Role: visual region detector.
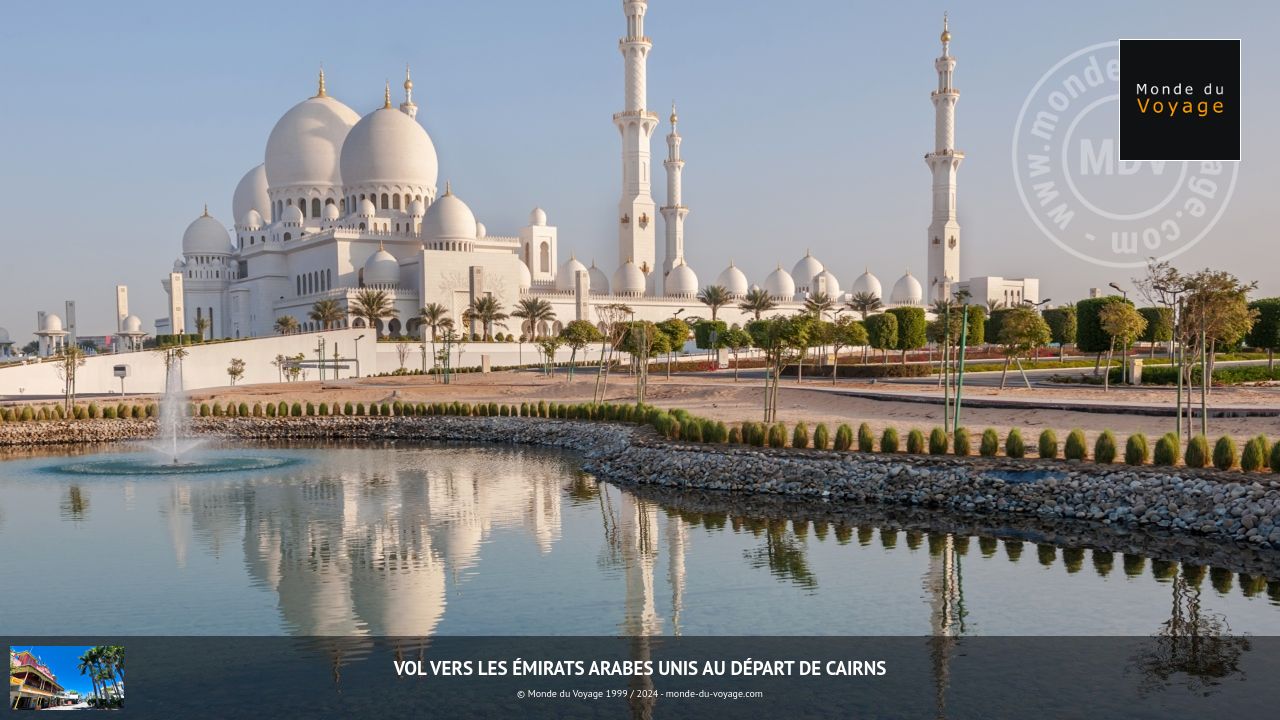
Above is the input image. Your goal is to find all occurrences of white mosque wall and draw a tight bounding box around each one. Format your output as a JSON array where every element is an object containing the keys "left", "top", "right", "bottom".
[
  {"left": 0, "top": 329, "right": 374, "bottom": 397},
  {"left": 373, "top": 341, "right": 590, "bottom": 375}
]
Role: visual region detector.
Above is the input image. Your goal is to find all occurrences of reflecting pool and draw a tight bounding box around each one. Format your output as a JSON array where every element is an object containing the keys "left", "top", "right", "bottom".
[{"left": 0, "top": 441, "right": 1277, "bottom": 637}]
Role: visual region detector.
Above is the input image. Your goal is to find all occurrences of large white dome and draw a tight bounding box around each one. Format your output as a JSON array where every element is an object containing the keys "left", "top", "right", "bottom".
[
  {"left": 422, "top": 190, "right": 477, "bottom": 242},
  {"left": 763, "top": 265, "right": 796, "bottom": 300},
  {"left": 182, "top": 211, "right": 232, "bottom": 255},
  {"left": 588, "top": 262, "right": 610, "bottom": 295},
  {"left": 516, "top": 258, "right": 533, "bottom": 290},
  {"left": 612, "top": 260, "right": 646, "bottom": 296},
  {"left": 40, "top": 314, "right": 64, "bottom": 333},
  {"left": 530, "top": 207, "right": 548, "bottom": 226},
  {"left": 715, "top": 262, "right": 749, "bottom": 297},
  {"left": 890, "top": 271, "right": 923, "bottom": 305},
  {"left": 264, "top": 94, "right": 360, "bottom": 191},
  {"left": 665, "top": 262, "right": 699, "bottom": 298},
  {"left": 339, "top": 106, "right": 438, "bottom": 195},
  {"left": 363, "top": 246, "right": 400, "bottom": 286},
  {"left": 850, "top": 268, "right": 882, "bottom": 298},
  {"left": 233, "top": 164, "right": 271, "bottom": 225},
  {"left": 791, "top": 251, "right": 825, "bottom": 291},
  {"left": 557, "top": 256, "right": 588, "bottom": 292},
  {"left": 814, "top": 269, "right": 841, "bottom": 297}
]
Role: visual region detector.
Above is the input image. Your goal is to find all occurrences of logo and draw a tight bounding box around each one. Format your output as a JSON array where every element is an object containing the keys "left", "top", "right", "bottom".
[{"left": 1012, "top": 41, "right": 1238, "bottom": 269}]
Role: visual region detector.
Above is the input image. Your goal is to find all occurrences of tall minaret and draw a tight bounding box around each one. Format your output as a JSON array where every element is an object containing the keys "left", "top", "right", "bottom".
[
  {"left": 660, "top": 101, "right": 688, "bottom": 291},
  {"left": 926, "top": 13, "right": 963, "bottom": 303},
  {"left": 615, "top": 0, "right": 659, "bottom": 290},
  {"left": 400, "top": 64, "right": 418, "bottom": 119}
]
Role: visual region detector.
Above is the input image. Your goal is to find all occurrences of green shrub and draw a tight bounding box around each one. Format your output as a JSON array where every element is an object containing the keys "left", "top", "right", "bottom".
[
  {"left": 1094, "top": 431, "right": 1117, "bottom": 464},
  {"left": 928, "top": 427, "right": 948, "bottom": 455},
  {"left": 1270, "top": 441, "right": 1280, "bottom": 473},
  {"left": 278, "top": 401, "right": 289, "bottom": 417},
  {"left": 749, "top": 422, "right": 766, "bottom": 447},
  {"left": 252, "top": 402, "right": 263, "bottom": 417},
  {"left": 857, "top": 423, "right": 875, "bottom": 453},
  {"left": 712, "top": 421, "right": 729, "bottom": 443},
  {"left": 290, "top": 402, "right": 302, "bottom": 417},
  {"left": 834, "top": 424, "right": 854, "bottom": 451},
  {"left": 792, "top": 422, "right": 809, "bottom": 449},
  {"left": 1185, "top": 435, "right": 1209, "bottom": 468},
  {"left": 1213, "top": 436, "right": 1237, "bottom": 471},
  {"left": 200, "top": 403, "right": 211, "bottom": 417},
  {"left": 102, "top": 406, "right": 116, "bottom": 419},
  {"left": 116, "top": 403, "right": 128, "bottom": 418},
  {"left": 1005, "top": 429, "right": 1026, "bottom": 458},
  {"left": 355, "top": 402, "right": 366, "bottom": 416},
  {"left": 686, "top": 422, "right": 703, "bottom": 443},
  {"left": 906, "top": 428, "right": 925, "bottom": 454},
  {"left": 1125, "top": 433, "right": 1149, "bottom": 466},
  {"left": 538, "top": 400, "right": 548, "bottom": 418},
  {"left": 953, "top": 427, "right": 971, "bottom": 456},
  {"left": 318, "top": 402, "right": 329, "bottom": 416},
  {"left": 1038, "top": 430, "right": 1058, "bottom": 459},
  {"left": 488, "top": 402, "right": 499, "bottom": 417},
  {"left": 1252, "top": 435, "right": 1270, "bottom": 468},
  {"left": 1064, "top": 429, "right": 1088, "bottom": 460},
  {"left": 239, "top": 402, "right": 250, "bottom": 417},
  {"left": 226, "top": 403, "right": 238, "bottom": 418},
  {"left": 1153, "top": 433, "right": 1179, "bottom": 466},
  {"left": 304, "top": 402, "right": 314, "bottom": 416},
  {"left": 880, "top": 427, "right": 899, "bottom": 453},
  {"left": 147, "top": 403, "right": 159, "bottom": 418},
  {"left": 728, "top": 426, "right": 742, "bottom": 444},
  {"left": 379, "top": 403, "right": 390, "bottom": 416},
  {"left": 768, "top": 423, "right": 788, "bottom": 449},
  {"left": 813, "top": 424, "right": 830, "bottom": 450},
  {"left": 214, "top": 402, "right": 227, "bottom": 417},
  {"left": 266, "top": 402, "right": 277, "bottom": 417},
  {"left": 979, "top": 428, "right": 999, "bottom": 457},
  {"left": 88, "top": 402, "right": 100, "bottom": 419},
  {"left": 344, "top": 401, "right": 355, "bottom": 415},
  {"left": 1241, "top": 436, "right": 1266, "bottom": 472}
]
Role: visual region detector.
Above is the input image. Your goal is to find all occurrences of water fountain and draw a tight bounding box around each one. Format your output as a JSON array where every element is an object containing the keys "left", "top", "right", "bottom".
[{"left": 151, "top": 347, "right": 203, "bottom": 466}]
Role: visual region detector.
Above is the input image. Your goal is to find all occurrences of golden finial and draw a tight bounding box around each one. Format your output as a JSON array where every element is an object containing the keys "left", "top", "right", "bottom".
[
  {"left": 670, "top": 100, "right": 678, "bottom": 125},
  {"left": 316, "top": 65, "right": 327, "bottom": 98},
  {"left": 404, "top": 64, "right": 413, "bottom": 92},
  {"left": 383, "top": 81, "right": 392, "bottom": 109},
  {"left": 941, "top": 12, "right": 951, "bottom": 44},
  {"left": 202, "top": 203, "right": 209, "bottom": 217}
]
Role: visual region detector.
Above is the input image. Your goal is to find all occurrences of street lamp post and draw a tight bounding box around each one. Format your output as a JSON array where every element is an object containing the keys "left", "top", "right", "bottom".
[
  {"left": 353, "top": 334, "right": 365, "bottom": 378},
  {"left": 1109, "top": 283, "right": 1131, "bottom": 384}
]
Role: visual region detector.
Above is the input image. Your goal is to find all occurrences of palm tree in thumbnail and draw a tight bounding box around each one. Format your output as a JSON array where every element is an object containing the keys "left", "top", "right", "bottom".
[{"left": 738, "top": 287, "right": 776, "bottom": 320}]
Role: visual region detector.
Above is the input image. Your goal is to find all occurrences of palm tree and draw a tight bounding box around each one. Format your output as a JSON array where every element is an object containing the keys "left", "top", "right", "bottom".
[
  {"left": 352, "top": 288, "right": 398, "bottom": 336},
  {"left": 739, "top": 287, "right": 776, "bottom": 320},
  {"left": 986, "top": 298, "right": 1005, "bottom": 312},
  {"left": 308, "top": 299, "right": 343, "bottom": 330},
  {"left": 273, "top": 315, "right": 299, "bottom": 335},
  {"left": 512, "top": 297, "right": 556, "bottom": 340},
  {"left": 846, "top": 291, "right": 882, "bottom": 320},
  {"left": 78, "top": 649, "right": 101, "bottom": 708},
  {"left": 804, "top": 291, "right": 835, "bottom": 320},
  {"left": 194, "top": 316, "right": 211, "bottom": 341},
  {"left": 697, "top": 285, "right": 731, "bottom": 322},
  {"left": 463, "top": 295, "right": 509, "bottom": 341},
  {"left": 416, "top": 303, "right": 450, "bottom": 341}
]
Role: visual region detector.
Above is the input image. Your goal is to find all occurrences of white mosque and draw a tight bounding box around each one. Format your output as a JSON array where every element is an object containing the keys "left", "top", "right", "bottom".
[{"left": 155, "top": 4, "right": 1037, "bottom": 342}]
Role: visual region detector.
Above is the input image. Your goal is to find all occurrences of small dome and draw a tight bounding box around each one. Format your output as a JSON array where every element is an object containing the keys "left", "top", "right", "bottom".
[
  {"left": 323, "top": 203, "right": 340, "bottom": 221},
  {"left": 357, "top": 197, "right": 377, "bottom": 217},
  {"left": 612, "top": 260, "right": 646, "bottom": 296},
  {"left": 814, "top": 269, "right": 841, "bottom": 297},
  {"left": 363, "top": 246, "right": 400, "bottom": 286},
  {"left": 715, "top": 262, "right": 749, "bottom": 297},
  {"left": 791, "top": 250, "right": 825, "bottom": 291},
  {"left": 339, "top": 106, "right": 438, "bottom": 194},
  {"left": 408, "top": 199, "right": 426, "bottom": 217},
  {"left": 123, "top": 315, "right": 143, "bottom": 333},
  {"left": 233, "top": 164, "right": 271, "bottom": 225},
  {"left": 40, "top": 314, "right": 64, "bottom": 333},
  {"left": 665, "top": 262, "right": 699, "bottom": 298},
  {"left": 557, "top": 256, "right": 588, "bottom": 292},
  {"left": 890, "top": 270, "right": 923, "bottom": 305},
  {"left": 240, "top": 209, "right": 264, "bottom": 229},
  {"left": 588, "top": 262, "right": 610, "bottom": 295},
  {"left": 281, "top": 204, "right": 304, "bottom": 225},
  {"left": 182, "top": 211, "right": 232, "bottom": 255},
  {"left": 264, "top": 94, "right": 360, "bottom": 190},
  {"left": 422, "top": 190, "right": 477, "bottom": 243},
  {"left": 763, "top": 265, "right": 796, "bottom": 300},
  {"left": 475, "top": 221, "right": 487, "bottom": 238},
  {"left": 530, "top": 207, "right": 547, "bottom": 226},
  {"left": 850, "top": 268, "right": 882, "bottom": 299},
  {"left": 516, "top": 258, "right": 533, "bottom": 289},
  {"left": 172, "top": 257, "right": 187, "bottom": 270}
]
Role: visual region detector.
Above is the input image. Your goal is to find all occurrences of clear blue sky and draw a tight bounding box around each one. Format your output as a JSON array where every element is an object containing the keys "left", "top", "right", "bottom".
[
  {"left": 11, "top": 645, "right": 99, "bottom": 696},
  {"left": 0, "top": 0, "right": 1275, "bottom": 340}
]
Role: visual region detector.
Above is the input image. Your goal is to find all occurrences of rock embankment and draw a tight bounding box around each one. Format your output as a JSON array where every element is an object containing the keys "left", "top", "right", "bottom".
[{"left": 2, "top": 417, "right": 1277, "bottom": 550}]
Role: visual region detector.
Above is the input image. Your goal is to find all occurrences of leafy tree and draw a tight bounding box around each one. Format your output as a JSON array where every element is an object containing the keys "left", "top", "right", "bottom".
[
  {"left": 656, "top": 317, "right": 690, "bottom": 378},
  {"left": 559, "top": 320, "right": 603, "bottom": 380},
  {"left": 54, "top": 345, "right": 87, "bottom": 413},
  {"left": 720, "top": 325, "right": 753, "bottom": 381},
  {"left": 887, "top": 307, "right": 927, "bottom": 364},
  {"left": 846, "top": 291, "right": 882, "bottom": 320},
  {"left": 738, "top": 287, "right": 776, "bottom": 320},
  {"left": 273, "top": 315, "right": 299, "bottom": 335},
  {"left": 1138, "top": 307, "right": 1174, "bottom": 356},
  {"left": 1076, "top": 296, "right": 1129, "bottom": 357},
  {"left": 1099, "top": 301, "right": 1147, "bottom": 391},
  {"left": 308, "top": 299, "right": 343, "bottom": 330},
  {"left": 828, "top": 316, "right": 868, "bottom": 383},
  {"left": 1181, "top": 269, "right": 1257, "bottom": 405},
  {"left": 226, "top": 357, "right": 245, "bottom": 386},
  {"left": 864, "top": 313, "right": 898, "bottom": 364},
  {"left": 697, "top": 285, "right": 731, "bottom": 322},
  {"left": 693, "top": 319, "right": 729, "bottom": 350},
  {"left": 1246, "top": 298, "right": 1280, "bottom": 371},
  {"left": 747, "top": 315, "right": 809, "bottom": 421},
  {"left": 1042, "top": 304, "right": 1076, "bottom": 359},
  {"left": 997, "top": 306, "right": 1051, "bottom": 389},
  {"left": 352, "top": 288, "right": 398, "bottom": 336}
]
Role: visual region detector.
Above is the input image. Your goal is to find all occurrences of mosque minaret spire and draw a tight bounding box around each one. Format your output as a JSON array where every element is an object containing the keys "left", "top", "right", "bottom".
[
  {"left": 926, "top": 12, "right": 963, "bottom": 303},
  {"left": 400, "top": 64, "right": 418, "bottom": 119},
  {"left": 615, "top": 0, "right": 658, "bottom": 292},
  {"left": 660, "top": 101, "right": 688, "bottom": 291}
]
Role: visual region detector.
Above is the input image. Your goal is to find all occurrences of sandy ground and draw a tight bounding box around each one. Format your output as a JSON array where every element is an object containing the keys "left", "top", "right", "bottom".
[{"left": 172, "top": 368, "right": 1280, "bottom": 444}]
